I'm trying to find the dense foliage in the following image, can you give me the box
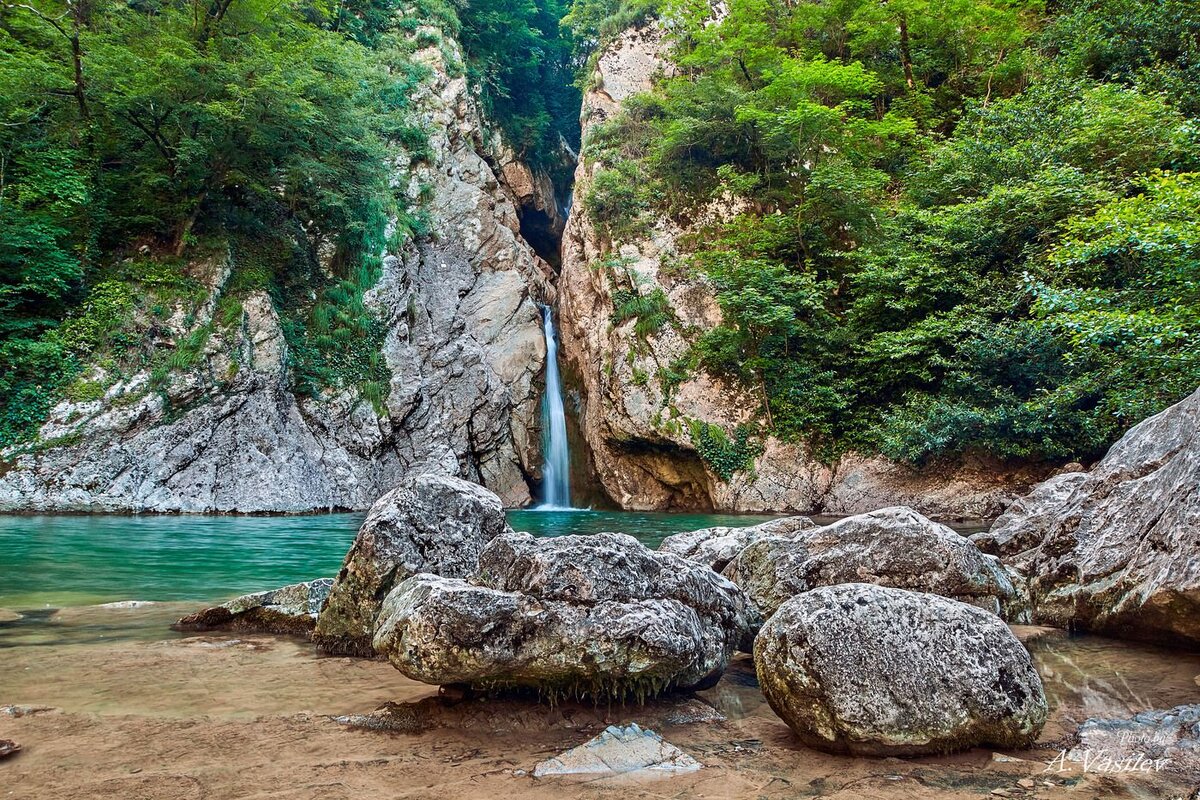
[0,0,581,446]
[582,0,1200,465]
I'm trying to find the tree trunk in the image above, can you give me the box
[899,16,915,90]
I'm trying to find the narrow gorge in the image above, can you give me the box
[0,20,1058,518]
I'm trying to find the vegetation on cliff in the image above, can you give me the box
[581,0,1200,465]
[0,0,580,446]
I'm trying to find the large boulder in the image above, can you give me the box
[313,474,511,656]
[173,579,332,636]
[658,516,817,572]
[755,584,1047,756]
[971,387,1200,647]
[725,507,1016,620]
[372,531,754,699]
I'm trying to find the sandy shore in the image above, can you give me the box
[1,606,1198,799]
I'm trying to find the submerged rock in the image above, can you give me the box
[173,579,332,636]
[973,386,1200,647]
[1070,704,1200,775]
[373,532,753,699]
[726,507,1016,621]
[754,584,1047,756]
[0,739,20,759]
[533,723,701,778]
[313,474,510,656]
[658,516,816,572]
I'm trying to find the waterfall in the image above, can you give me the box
[539,305,572,509]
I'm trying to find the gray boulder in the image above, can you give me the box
[755,584,1047,756]
[372,532,754,699]
[658,516,817,572]
[313,474,511,656]
[726,507,1016,621]
[173,578,333,636]
[972,387,1200,647]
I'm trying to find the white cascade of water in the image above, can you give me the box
[538,304,572,510]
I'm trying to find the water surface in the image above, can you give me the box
[0,510,780,608]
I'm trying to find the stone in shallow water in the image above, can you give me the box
[0,705,56,718]
[173,578,332,636]
[754,583,1047,756]
[532,724,701,778]
[658,516,817,573]
[0,739,20,759]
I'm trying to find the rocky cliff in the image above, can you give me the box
[0,36,557,513]
[557,25,1051,517]
[973,386,1200,647]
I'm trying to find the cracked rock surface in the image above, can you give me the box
[313,473,511,656]
[372,531,754,698]
[174,579,334,636]
[972,386,1200,647]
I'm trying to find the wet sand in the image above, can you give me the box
[2,606,1198,799]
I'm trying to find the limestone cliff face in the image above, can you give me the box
[0,38,555,513]
[558,26,1050,518]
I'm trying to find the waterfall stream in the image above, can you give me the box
[539,305,572,509]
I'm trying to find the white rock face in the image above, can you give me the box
[556,24,1052,515]
[0,38,554,513]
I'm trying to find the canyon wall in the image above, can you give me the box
[557,26,1052,518]
[0,37,556,513]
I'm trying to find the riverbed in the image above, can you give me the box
[0,512,1195,799]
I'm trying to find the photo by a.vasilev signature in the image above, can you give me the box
[1045,749,1171,774]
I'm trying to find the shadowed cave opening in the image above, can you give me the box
[519,207,563,270]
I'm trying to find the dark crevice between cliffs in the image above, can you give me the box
[519,207,563,270]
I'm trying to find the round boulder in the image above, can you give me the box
[754,583,1046,756]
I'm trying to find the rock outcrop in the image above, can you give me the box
[313,474,510,656]
[0,34,555,513]
[173,579,333,636]
[725,507,1017,620]
[972,386,1200,647]
[658,516,816,572]
[556,24,1052,516]
[754,584,1047,756]
[372,531,753,699]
